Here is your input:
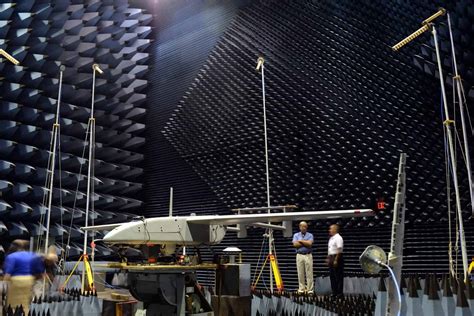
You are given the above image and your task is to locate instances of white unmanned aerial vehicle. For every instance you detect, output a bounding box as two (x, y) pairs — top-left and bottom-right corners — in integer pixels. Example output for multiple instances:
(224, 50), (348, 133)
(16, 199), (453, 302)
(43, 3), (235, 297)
(82, 209), (374, 255)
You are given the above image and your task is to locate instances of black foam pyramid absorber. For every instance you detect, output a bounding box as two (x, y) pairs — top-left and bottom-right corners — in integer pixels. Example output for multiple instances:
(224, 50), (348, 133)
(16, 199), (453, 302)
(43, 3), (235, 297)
(144, 0), (474, 290)
(0, 0), (150, 260)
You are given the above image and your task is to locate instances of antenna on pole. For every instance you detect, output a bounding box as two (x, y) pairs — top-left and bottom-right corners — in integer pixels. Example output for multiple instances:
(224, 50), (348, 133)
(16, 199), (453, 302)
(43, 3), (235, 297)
(81, 63), (103, 293)
(41, 65), (65, 297)
(391, 8), (469, 281)
(256, 55), (275, 292)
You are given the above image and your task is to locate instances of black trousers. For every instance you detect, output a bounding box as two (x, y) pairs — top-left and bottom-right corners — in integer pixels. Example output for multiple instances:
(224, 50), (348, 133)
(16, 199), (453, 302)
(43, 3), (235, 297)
(328, 254), (344, 295)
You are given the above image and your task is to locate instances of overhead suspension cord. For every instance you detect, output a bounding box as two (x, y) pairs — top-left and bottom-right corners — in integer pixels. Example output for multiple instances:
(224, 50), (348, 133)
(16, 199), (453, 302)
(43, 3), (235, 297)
(63, 120), (91, 266)
(443, 96), (464, 277)
(444, 115), (454, 277)
(447, 49), (456, 277)
(449, 64), (473, 168)
(37, 130), (56, 253)
(455, 82), (474, 275)
(260, 237), (269, 291)
(442, 91), (463, 277)
(448, 13), (472, 278)
(455, 209), (460, 276)
(57, 127), (64, 268)
(454, 130), (470, 167)
(459, 81), (474, 136)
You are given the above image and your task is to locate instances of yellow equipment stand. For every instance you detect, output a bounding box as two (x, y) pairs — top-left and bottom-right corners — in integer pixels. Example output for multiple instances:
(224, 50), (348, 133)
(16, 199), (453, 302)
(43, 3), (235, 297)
(61, 254), (95, 292)
(251, 254), (284, 292)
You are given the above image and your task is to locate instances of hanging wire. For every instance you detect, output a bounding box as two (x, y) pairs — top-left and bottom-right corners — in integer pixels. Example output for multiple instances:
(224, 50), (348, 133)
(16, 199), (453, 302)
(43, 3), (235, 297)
(441, 92), (459, 276)
(455, 212), (460, 276)
(252, 228), (268, 286)
(448, 11), (474, 138)
(447, 15), (470, 277)
(37, 126), (57, 253)
(259, 235), (270, 291)
(63, 120), (91, 265)
(444, 113), (454, 276)
(37, 149), (52, 249)
(94, 273), (121, 289)
(454, 130), (470, 168)
(57, 126), (64, 256)
(458, 81), (474, 136)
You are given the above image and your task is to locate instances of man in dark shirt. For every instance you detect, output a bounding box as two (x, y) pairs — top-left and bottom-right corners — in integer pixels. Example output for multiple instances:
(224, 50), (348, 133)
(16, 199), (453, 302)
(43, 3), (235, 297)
(292, 221), (314, 293)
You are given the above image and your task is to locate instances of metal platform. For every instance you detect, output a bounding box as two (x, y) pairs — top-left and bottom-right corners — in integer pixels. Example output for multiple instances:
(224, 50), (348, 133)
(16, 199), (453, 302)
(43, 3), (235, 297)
(98, 262), (218, 271)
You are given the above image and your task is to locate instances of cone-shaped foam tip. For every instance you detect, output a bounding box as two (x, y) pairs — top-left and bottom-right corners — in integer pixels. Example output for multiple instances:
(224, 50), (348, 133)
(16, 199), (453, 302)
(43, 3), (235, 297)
(423, 274), (431, 296)
(452, 277), (458, 295)
(432, 274), (440, 292)
(458, 278), (466, 292)
(456, 281), (469, 307)
(415, 275), (422, 290)
(401, 276), (407, 289)
(443, 274), (453, 297)
(378, 277), (386, 292)
(408, 277), (418, 298)
(465, 278), (474, 300)
(429, 275), (439, 300)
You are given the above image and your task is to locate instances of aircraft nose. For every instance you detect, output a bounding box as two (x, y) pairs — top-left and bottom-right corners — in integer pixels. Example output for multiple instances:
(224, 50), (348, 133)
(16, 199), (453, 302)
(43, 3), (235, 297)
(103, 229), (118, 242)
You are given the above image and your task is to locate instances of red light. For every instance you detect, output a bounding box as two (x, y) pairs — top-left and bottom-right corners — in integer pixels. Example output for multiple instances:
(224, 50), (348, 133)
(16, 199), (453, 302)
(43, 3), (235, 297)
(377, 201), (386, 210)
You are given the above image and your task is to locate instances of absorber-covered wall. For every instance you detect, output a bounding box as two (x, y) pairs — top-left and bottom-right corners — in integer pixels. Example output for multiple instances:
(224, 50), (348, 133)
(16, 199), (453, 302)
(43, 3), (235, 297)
(0, 0), (150, 257)
(143, 0), (474, 289)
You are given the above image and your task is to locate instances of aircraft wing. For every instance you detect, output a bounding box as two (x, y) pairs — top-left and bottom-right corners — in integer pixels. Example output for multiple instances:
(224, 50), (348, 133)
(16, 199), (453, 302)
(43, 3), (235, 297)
(80, 223), (124, 231)
(186, 209), (374, 225)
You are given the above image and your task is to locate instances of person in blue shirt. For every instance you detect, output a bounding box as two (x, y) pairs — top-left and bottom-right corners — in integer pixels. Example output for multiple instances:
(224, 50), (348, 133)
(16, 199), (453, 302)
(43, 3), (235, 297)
(292, 221), (314, 293)
(3, 240), (45, 314)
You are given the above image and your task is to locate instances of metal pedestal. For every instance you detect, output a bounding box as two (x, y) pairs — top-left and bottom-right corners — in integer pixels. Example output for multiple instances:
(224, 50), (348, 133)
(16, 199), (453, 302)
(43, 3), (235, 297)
(128, 269), (213, 316)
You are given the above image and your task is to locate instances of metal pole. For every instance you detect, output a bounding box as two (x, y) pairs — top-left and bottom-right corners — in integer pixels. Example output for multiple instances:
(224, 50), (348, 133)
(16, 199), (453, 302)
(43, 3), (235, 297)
(260, 61), (271, 224)
(257, 57), (273, 292)
(432, 26), (469, 280)
(82, 65), (97, 292)
(169, 187), (173, 217)
(42, 66), (64, 297)
(447, 13), (474, 218)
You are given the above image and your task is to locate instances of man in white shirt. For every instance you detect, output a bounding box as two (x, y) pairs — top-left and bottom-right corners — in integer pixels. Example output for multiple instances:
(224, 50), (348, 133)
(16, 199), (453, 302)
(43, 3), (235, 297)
(327, 224), (344, 296)
(292, 221), (314, 294)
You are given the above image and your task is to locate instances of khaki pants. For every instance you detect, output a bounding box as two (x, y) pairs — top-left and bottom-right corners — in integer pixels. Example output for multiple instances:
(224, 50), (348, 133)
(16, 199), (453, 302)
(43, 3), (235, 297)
(7, 275), (35, 315)
(296, 253), (313, 292)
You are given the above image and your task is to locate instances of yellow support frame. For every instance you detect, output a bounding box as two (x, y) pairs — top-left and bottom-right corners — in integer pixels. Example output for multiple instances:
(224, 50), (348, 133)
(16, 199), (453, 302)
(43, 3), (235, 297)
(61, 254), (95, 292)
(251, 254), (284, 292)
